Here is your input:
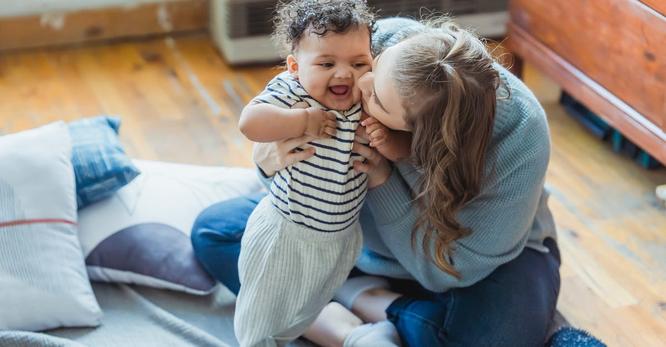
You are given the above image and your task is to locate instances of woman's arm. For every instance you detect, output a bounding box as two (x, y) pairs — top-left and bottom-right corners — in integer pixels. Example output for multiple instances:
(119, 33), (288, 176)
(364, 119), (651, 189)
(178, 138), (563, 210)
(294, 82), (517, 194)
(365, 166), (543, 291)
(357, 110), (551, 292)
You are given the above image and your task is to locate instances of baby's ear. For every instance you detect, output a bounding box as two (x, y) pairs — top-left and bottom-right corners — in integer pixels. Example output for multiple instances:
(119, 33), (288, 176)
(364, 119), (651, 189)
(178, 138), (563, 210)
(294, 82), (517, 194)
(286, 55), (299, 78)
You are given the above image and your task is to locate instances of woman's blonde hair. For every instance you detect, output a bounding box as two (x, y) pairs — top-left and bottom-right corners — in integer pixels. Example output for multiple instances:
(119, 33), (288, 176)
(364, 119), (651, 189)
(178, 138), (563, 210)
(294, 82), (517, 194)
(393, 19), (500, 278)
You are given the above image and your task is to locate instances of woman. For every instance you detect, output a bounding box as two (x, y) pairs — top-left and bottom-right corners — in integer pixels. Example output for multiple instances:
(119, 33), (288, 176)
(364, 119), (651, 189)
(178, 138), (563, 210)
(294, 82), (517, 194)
(192, 17), (560, 347)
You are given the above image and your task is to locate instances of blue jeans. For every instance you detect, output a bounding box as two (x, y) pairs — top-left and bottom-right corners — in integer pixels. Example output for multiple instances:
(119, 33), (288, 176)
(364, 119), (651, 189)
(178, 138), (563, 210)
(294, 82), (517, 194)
(192, 194), (561, 347)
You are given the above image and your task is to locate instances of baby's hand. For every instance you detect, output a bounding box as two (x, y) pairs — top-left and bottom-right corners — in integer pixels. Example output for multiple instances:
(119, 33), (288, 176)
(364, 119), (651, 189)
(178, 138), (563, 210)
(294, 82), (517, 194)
(303, 107), (337, 139)
(361, 117), (389, 147)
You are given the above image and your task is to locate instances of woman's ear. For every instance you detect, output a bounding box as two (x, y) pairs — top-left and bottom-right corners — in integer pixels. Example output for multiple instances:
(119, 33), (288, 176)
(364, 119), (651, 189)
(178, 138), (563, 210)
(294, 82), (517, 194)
(286, 55), (299, 78)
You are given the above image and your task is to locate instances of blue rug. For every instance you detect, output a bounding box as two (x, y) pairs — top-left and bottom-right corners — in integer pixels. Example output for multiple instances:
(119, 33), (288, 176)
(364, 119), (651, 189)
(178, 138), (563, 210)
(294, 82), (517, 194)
(547, 327), (606, 347)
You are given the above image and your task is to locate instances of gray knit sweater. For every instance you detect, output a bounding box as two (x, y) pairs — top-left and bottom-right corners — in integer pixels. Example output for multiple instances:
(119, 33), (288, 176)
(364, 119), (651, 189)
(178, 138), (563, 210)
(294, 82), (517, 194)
(260, 17), (557, 293)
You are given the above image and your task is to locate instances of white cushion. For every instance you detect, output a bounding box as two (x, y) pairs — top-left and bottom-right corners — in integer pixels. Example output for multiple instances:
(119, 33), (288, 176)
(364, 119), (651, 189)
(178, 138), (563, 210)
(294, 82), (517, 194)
(0, 122), (102, 331)
(77, 160), (263, 294)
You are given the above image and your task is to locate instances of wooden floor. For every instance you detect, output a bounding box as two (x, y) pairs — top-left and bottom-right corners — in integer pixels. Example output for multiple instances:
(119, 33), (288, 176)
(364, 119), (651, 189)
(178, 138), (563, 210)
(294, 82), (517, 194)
(1, 33), (665, 346)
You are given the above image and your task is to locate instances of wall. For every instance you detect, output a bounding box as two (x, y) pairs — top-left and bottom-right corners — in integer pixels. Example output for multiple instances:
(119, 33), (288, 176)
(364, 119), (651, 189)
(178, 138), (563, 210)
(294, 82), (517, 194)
(0, 0), (207, 50)
(0, 0), (184, 17)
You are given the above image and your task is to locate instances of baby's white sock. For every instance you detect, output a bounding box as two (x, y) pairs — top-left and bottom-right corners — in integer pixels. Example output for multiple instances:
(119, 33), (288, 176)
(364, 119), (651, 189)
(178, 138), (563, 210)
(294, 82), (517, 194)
(333, 276), (390, 310)
(343, 321), (402, 347)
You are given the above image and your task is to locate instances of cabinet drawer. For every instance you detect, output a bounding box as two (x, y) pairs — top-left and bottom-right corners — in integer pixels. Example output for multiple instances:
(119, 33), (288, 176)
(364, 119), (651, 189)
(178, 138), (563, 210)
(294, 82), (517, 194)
(510, 0), (666, 131)
(641, 0), (665, 16)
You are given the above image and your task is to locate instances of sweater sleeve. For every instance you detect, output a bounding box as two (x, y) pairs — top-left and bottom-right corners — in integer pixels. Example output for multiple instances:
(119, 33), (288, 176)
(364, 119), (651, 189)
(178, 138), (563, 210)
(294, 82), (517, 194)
(364, 94), (551, 292)
(256, 167), (274, 191)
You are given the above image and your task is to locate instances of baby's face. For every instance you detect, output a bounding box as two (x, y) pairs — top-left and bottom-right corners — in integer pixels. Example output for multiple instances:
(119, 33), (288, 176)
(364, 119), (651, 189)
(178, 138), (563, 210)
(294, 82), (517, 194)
(288, 27), (373, 111)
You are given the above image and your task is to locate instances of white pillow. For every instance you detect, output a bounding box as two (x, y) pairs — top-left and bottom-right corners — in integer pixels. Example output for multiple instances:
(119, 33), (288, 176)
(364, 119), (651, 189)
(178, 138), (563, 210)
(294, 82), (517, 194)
(0, 122), (102, 331)
(77, 160), (263, 294)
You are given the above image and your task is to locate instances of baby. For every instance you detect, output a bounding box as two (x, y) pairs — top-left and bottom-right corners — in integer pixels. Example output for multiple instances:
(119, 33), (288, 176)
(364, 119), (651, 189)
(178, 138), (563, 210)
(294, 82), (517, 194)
(234, 0), (385, 346)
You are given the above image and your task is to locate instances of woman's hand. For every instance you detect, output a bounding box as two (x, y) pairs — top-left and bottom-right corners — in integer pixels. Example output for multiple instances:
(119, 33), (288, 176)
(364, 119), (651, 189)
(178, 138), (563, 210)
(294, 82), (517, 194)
(253, 135), (315, 177)
(353, 141), (392, 189)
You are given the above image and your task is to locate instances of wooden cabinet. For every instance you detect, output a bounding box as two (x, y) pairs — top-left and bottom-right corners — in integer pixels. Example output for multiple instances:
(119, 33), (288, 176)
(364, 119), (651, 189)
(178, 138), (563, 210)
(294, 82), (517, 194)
(507, 0), (666, 164)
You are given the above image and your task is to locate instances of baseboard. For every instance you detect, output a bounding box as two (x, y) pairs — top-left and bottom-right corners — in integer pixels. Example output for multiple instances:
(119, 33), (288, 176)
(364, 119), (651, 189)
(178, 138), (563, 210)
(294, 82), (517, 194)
(0, 0), (208, 51)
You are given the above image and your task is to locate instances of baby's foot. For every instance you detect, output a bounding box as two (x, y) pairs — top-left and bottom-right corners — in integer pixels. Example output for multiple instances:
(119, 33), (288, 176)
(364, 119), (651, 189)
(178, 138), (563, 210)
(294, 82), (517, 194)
(343, 321), (402, 347)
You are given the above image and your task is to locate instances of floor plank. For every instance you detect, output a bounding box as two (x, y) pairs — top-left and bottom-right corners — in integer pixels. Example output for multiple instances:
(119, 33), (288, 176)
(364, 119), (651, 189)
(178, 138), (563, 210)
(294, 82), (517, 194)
(523, 64), (666, 346)
(0, 33), (664, 346)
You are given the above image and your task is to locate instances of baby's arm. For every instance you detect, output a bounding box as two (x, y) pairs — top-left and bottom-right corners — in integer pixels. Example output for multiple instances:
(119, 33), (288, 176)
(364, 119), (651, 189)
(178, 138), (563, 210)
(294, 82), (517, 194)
(361, 117), (412, 162)
(239, 103), (337, 143)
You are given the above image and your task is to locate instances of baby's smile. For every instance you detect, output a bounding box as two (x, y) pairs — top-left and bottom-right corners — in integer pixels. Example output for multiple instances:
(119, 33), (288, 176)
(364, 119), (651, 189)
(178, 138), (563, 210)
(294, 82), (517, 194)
(329, 85), (350, 96)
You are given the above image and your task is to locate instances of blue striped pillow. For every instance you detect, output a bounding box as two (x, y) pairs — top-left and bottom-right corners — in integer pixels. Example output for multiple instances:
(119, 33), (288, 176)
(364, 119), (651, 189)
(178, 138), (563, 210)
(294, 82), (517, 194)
(69, 116), (140, 209)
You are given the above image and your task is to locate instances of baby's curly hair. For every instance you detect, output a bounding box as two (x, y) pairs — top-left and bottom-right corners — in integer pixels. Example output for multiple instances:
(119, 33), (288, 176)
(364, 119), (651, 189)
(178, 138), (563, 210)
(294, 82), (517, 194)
(273, 0), (376, 56)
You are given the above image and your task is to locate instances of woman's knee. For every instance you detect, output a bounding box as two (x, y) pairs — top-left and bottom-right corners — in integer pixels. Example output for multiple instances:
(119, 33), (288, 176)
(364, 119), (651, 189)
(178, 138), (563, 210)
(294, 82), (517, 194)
(384, 247), (560, 346)
(387, 294), (548, 347)
(191, 192), (265, 249)
(385, 296), (449, 347)
(441, 292), (550, 346)
(441, 250), (560, 346)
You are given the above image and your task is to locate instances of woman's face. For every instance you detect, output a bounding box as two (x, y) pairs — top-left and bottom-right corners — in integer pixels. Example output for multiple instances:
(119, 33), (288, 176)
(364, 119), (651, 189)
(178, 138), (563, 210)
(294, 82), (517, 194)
(358, 42), (410, 131)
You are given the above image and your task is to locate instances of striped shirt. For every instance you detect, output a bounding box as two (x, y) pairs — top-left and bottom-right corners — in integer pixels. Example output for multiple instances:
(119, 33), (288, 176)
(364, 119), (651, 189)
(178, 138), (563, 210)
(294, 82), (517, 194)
(252, 72), (367, 232)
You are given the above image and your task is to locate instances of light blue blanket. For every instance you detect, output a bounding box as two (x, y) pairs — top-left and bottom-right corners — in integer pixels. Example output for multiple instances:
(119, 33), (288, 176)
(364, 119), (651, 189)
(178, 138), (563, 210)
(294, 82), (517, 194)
(2, 282), (316, 347)
(3, 283), (233, 346)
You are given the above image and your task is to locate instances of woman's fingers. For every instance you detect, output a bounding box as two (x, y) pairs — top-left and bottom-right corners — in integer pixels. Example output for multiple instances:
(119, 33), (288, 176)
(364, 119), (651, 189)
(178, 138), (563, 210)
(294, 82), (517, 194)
(254, 135), (316, 176)
(324, 126), (337, 137)
(370, 137), (386, 148)
(352, 141), (369, 157)
(369, 128), (386, 140)
(326, 119), (338, 135)
(366, 123), (383, 134)
(352, 142), (379, 164)
(353, 160), (371, 173)
(285, 147), (315, 165)
(277, 135), (316, 166)
(355, 135), (370, 146)
(352, 136), (392, 188)
(281, 135), (314, 152)
(355, 126), (370, 142)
